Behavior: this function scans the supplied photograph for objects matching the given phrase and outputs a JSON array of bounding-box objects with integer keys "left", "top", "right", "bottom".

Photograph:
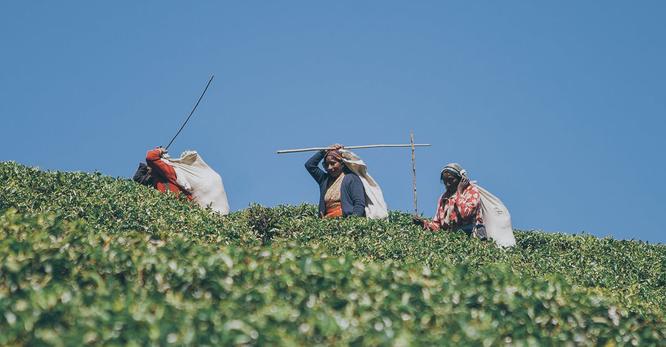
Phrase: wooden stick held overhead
[
  {"left": 165, "top": 74, "right": 215, "bottom": 151},
  {"left": 276, "top": 144, "right": 431, "bottom": 154}
]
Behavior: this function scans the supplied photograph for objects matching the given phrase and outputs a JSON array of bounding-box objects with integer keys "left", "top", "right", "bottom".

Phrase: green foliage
[
  {"left": 245, "top": 204, "right": 280, "bottom": 245},
  {"left": 268, "top": 210, "right": 666, "bottom": 316},
  {"left": 0, "top": 161, "right": 665, "bottom": 345},
  {"left": 0, "top": 162, "right": 255, "bottom": 245}
]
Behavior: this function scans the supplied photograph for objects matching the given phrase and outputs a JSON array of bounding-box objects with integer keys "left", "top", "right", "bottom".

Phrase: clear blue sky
[{"left": 1, "top": 2, "right": 664, "bottom": 243}]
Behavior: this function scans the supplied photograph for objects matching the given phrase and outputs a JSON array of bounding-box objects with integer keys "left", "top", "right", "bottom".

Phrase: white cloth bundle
[
  {"left": 476, "top": 185, "right": 516, "bottom": 247},
  {"left": 339, "top": 149, "right": 389, "bottom": 219},
  {"left": 164, "top": 151, "right": 230, "bottom": 215}
]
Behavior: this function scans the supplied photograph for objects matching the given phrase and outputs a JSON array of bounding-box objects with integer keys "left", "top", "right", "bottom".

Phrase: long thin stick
[
  {"left": 165, "top": 74, "right": 215, "bottom": 150},
  {"left": 410, "top": 131, "right": 418, "bottom": 216},
  {"left": 276, "top": 144, "right": 431, "bottom": 154}
]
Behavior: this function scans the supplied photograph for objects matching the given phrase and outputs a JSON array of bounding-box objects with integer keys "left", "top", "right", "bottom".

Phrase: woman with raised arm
[
  {"left": 305, "top": 144, "right": 366, "bottom": 218},
  {"left": 414, "top": 163, "right": 483, "bottom": 233}
]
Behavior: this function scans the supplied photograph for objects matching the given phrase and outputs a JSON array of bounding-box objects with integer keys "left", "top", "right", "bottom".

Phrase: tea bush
[
  {"left": 266, "top": 210, "right": 666, "bottom": 316},
  {"left": 0, "top": 162, "right": 256, "bottom": 245},
  {"left": 0, "top": 161, "right": 665, "bottom": 345}
]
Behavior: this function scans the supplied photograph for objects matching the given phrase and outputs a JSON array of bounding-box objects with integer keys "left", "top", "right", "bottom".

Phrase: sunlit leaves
[{"left": 0, "top": 161, "right": 665, "bottom": 345}]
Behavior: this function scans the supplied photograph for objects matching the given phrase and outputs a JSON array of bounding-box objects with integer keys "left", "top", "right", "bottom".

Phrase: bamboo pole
[
  {"left": 276, "top": 144, "right": 431, "bottom": 154},
  {"left": 410, "top": 131, "right": 418, "bottom": 216}
]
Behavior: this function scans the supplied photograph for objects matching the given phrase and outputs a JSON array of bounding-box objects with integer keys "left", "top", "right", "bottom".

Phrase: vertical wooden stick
[{"left": 410, "top": 130, "right": 418, "bottom": 215}]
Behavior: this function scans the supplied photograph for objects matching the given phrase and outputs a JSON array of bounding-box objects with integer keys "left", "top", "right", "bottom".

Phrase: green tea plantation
[{"left": 1, "top": 161, "right": 665, "bottom": 346}]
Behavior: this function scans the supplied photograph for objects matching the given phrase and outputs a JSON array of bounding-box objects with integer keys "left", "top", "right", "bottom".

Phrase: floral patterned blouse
[{"left": 424, "top": 183, "right": 483, "bottom": 231}]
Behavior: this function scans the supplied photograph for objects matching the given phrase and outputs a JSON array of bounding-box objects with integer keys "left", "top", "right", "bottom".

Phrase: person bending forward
[
  {"left": 145, "top": 147, "right": 192, "bottom": 200},
  {"left": 305, "top": 144, "right": 366, "bottom": 218}
]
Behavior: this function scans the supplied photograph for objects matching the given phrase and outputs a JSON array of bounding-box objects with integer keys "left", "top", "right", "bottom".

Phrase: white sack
[
  {"left": 164, "top": 151, "right": 230, "bottom": 215},
  {"left": 476, "top": 185, "right": 515, "bottom": 247},
  {"left": 340, "top": 149, "right": 389, "bottom": 219}
]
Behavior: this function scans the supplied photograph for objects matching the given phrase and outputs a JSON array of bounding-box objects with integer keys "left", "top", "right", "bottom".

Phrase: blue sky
[{"left": 1, "top": 2, "right": 664, "bottom": 243}]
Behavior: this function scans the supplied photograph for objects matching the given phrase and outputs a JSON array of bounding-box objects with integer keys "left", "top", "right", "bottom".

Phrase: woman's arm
[
  {"left": 146, "top": 148, "right": 177, "bottom": 182},
  {"left": 424, "top": 195, "right": 446, "bottom": 231},
  {"left": 304, "top": 150, "right": 327, "bottom": 183}
]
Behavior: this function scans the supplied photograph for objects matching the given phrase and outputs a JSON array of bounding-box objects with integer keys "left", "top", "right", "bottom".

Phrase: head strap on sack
[
  {"left": 325, "top": 150, "right": 344, "bottom": 163},
  {"left": 440, "top": 163, "right": 467, "bottom": 180},
  {"left": 338, "top": 149, "right": 367, "bottom": 174}
]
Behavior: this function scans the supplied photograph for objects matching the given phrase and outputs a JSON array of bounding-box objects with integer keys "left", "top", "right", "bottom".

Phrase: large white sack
[
  {"left": 164, "top": 151, "right": 230, "bottom": 215},
  {"left": 339, "top": 149, "right": 389, "bottom": 219},
  {"left": 476, "top": 185, "right": 515, "bottom": 247}
]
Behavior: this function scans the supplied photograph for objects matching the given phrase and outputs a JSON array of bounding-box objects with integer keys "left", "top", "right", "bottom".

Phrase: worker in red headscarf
[{"left": 143, "top": 147, "right": 192, "bottom": 200}]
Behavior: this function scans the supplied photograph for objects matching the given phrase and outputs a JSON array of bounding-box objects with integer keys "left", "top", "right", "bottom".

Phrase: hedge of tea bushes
[
  {"left": 1, "top": 210, "right": 664, "bottom": 346},
  {"left": 0, "top": 162, "right": 255, "bottom": 245},
  {"left": 252, "top": 206, "right": 666, "bottom": 316},
  {"left": 1, "top": 161, "right": 665, "bottom": 345}
]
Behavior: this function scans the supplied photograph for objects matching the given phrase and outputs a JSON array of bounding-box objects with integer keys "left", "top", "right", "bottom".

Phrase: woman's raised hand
[{"left": 457, "top": 176, "right": 470, "bottom": 194}]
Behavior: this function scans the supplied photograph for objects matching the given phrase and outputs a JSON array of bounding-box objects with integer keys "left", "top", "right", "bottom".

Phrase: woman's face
[
  {"left": 325, "top": 156, "right": 343, "bottom": 178},
  {"left": 442, "top": 171, "right": 460, "bottom": 190}
]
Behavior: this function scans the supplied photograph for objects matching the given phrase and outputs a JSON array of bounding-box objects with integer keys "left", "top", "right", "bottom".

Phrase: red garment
[
  {"left": 324, "top": 204, "right": 343, "bottom": 218},
  {"left": 424, "top": 183, "right": 482, "bottom": 231},
  {"left": 145, "top": 149, "right": 192, "bottom": 200}
]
